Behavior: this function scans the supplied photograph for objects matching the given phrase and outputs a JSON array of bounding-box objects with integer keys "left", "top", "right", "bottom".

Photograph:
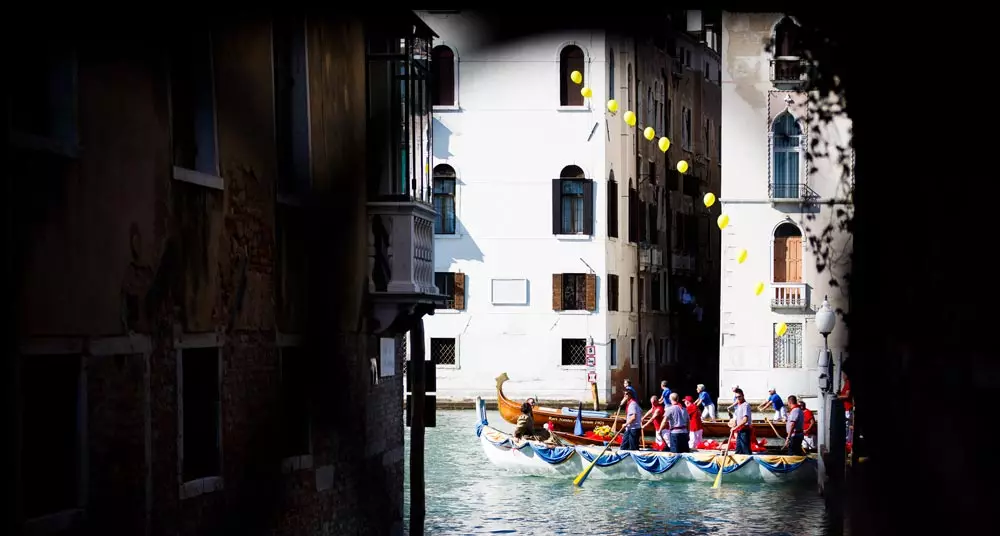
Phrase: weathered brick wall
[
  {"left": 87, "top": 353, "right": 147, "bottom": 535},
  {"left": 12, "top": 13, "right": 408, "bottom": 536}
]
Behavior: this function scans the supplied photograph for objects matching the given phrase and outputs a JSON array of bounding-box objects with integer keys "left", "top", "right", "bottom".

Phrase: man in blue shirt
[
  {"left": 695, "top": 383, "right": 716, "bottom": 421},
  {"left": 658, "top": 380, "right": 671, "bottom": 407},
  {"left": 783, "top": 395, "right": 805, "bottom": 455},
  {"left": 758, "top": 387, "right": 787, "bottom": 421},
  {"left": 619, "top": 378, "right": 640, "bottom": 407}
]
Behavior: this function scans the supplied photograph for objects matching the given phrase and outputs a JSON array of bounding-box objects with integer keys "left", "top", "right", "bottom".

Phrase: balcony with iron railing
[
  {"left": 365, "top": 14, "right": 448, "bottom": 334},
  {"left": 771, "top": 282, "right": 808, "bottom": 309},
  {"left": 768, "top": 182, "right": 820, "bottom": 203},
  {"left": 769, "top": 57, "right": 809, "bottom": 87}
]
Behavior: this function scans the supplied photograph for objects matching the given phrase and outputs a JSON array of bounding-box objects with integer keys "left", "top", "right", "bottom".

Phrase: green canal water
[{"left": 405, "top": 410, "right": 840, "bottom": 535}]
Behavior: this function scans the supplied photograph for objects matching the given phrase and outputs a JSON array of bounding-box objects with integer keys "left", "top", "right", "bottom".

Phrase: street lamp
[{"left": 815, "top": 296, "right": 836, "bottom": 393}]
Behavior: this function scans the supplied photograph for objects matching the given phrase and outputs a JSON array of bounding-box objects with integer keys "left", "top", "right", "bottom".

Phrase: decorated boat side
[
  {"left": 495, "top": 372, "right": 783, "bottom": 439},
  {"left": 477, "top": 397, "right": 816, "bottom": 484}
]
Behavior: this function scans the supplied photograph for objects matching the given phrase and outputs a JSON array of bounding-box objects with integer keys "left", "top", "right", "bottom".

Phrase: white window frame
[
  {"left": 429, "top": 335, "right": 461, "bottom": 369},
  {"left": 555, "top": 41, "right": 592, "bottom": 112},
  {"left": 772, "top": 322, "right": 804, "bottom": 368},
  {"left": 609, "top": 338, "right": 618, "bottom": 369},
  {"left": 176, "top": 332, "right": 225, "bottom": 500},
  {"left": 431, "top": 43, "right": 461, "bottom": 112},
  {"left": 769, "top": 111, "right": 806, "bottom": 196},
  {"left": 169, "top": 32, "right": 224, "bottom": 191}
]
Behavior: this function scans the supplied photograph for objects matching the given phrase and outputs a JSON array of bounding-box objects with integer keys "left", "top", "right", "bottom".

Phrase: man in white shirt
[
  {"left": 619, "top": 389, "right": 643, "bottom": 450},
  {"left": 729, "top": 388, "right": 752, "bottom": 455}
]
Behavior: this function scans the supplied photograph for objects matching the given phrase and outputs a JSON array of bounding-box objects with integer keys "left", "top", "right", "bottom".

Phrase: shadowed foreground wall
[{"left": 9, "top": 15, "right": 405, "bottom": 536}]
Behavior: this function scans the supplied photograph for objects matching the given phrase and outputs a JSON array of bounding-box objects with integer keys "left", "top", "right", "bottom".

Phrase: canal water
[{"left": 404, "top": 410, "right": 840, "bottom": 535}]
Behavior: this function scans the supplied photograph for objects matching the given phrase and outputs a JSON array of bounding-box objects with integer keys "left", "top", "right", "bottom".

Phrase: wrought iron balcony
[
  {"left": 769, "top": 57, "right": 808, "bottom": 86},
  {"left": 771, "top": 282, "right": 807, "bottom": 309},
  {"left": 768, "top": 182, "right": 820, "bottom": 203}
]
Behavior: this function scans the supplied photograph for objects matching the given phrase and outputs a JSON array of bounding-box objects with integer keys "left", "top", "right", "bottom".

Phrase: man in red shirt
[
  {"left": 642, "top": 396, "right": 666, "bottom": 450},
  {"left": 684, "top": 396, "right": 703, "bottom": 450},
  {"left": 800, "top": 399, "right": 817, "bottom": 452}
]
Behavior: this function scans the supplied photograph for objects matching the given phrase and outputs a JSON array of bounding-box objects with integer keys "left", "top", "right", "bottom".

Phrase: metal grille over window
[
  {"left": 561, "top": 338, "right": 587, "bottom": 366},
  {"left": 399, "top": 336, "right": 408, "bottom": 376},
  {"left": 431, "top": 338, "right": 456, "bottom": 365},
  {"left": 773, "top": 322, "right": 803, "bottom": 368}
]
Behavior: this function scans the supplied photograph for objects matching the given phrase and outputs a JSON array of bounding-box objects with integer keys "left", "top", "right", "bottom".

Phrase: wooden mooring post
[{"left": 409, "top": 318, "right": 426, "bottom": 536}]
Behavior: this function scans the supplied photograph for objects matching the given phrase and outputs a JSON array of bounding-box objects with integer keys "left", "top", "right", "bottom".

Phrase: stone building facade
[{"left": 8, "top": 11, "right": 438, "bottom": 536}]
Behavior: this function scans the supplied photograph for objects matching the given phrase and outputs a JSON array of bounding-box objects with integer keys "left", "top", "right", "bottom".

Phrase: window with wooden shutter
[
  {"left": 552, "top": 273, "right": 563, "bottom": 310},
  {"left": 435, "top": 271, "right": 465, "bottom": 309},
  {"left": 585, "top": 274, "right": 597, "bottom": 311},
  {"left": 453, "top": 272, "right": 466, "bottom": 309}
]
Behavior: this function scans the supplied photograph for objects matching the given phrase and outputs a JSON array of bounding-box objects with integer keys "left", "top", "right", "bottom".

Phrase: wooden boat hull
[
  {"left": 494, "top": 372, "right": 784, "bottom": 439},
  {"left": 476, "top": 398, "right": 816, "bottom": 484}
]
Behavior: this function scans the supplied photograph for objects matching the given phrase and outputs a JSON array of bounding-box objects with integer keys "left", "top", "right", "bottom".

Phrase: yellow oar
[
  {"left": 712, "top": 427, "right": 738, "bottom": 489},
  {"left": 573, "top": 427, "right": 624, "bottom": 487}
]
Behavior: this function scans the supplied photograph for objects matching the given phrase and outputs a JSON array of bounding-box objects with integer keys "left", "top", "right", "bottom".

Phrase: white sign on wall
[
  {"left": 380, "top": 338, "right": 396, "bottom": 377},
  {"left": 490, "top": 278, "right": 529, "bottom": 305}
]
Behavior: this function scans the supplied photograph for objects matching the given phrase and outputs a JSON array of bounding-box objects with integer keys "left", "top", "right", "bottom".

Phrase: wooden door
[
  {"left": 786, "top": 237, "right": 802, "bottom": 282},
  {"left": 773, "top": 238, "right": 788, "bottom": 282}
]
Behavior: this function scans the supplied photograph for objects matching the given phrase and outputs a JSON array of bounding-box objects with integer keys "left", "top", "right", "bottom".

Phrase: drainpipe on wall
[{"left": 634, "top": 37, "right": 644, "bottom": 399}]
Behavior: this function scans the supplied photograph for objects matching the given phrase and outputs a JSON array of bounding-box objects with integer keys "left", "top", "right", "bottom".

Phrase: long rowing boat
[
  {"left": 476, "top": 397, "right": 816, "bottom": 484},
  {"left": 495, "top": 372, "right": 784, "bottom": 439}
]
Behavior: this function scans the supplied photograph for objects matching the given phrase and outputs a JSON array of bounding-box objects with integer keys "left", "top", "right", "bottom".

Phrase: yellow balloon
[
  {"left": 754, "top": 281, "right": 765, "bottom": 296},
  {"left": 776, "top": 322, "right": 788, "bottom": 337},
  {"left": 570, "top": 70, "right": 583, "bottom": 84},
  {"left": 677, "top": 160, "right": 689, "bottom": 174},
  {"left": 643, "top": 127, "right": 655, "bottom": 141},
  {"left": 703, "top": 192, "right": 716, "bottom": 208},
  {"left": 657, "top": 137, "right": 670, "bottom": 152},
  {"left": 607, "top": 99, "right": 619, "bottom": 113},
  {"left": 717, "top": 214, "right": 730, "bottom": 230},
  {"left": 623, "top": 111, "right": 637, "bottom": 127},
  {"left": 737, "top": 248, "right": 747, "bottom": 264},
  {"left": 581, "top": 86, "right": 593, "bottom": 98}
]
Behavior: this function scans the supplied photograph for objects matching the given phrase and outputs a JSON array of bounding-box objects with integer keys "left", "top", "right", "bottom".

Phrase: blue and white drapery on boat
[{"left": 473, "top": 398, "right": 816, "bottom": 485}]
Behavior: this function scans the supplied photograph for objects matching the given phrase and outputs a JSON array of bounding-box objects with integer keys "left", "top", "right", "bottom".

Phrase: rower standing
[
  {"left": 660, "top": 393, "right": 691, "bottom": 453},
  {"left": 621, "top": 378, "right": 640, "bottom": 406},
  {"left": 783, "top": 395, "right": 805, "bottom": 455},
  {"left": 800, "top": 399, "right": 817, "bottom": 452},
  {"left": 695, "top": 384, "right": 716, "bottom": 421},
  {"left": 729, "top": 388, "right": 752, "bottom": 455},
  {"left": 759, "top": 387, "right": 787, "bottom": 421},
  {"left": 684, "top": 395, "right": 704, "bottom": 450},
  {"left": 619, "top": 389, "right": 643, "bottom": 450},
  {"left": 658, "top": 380, "right": 671, "bottom": 406}
]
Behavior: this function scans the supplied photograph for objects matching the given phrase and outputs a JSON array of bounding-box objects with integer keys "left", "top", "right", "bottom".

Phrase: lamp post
[
  {"left": 814, "top": 295, "right": 837, "bottom": 492},
  {"left": 815, "top": 296, "right": 836, "bottom": 393}
]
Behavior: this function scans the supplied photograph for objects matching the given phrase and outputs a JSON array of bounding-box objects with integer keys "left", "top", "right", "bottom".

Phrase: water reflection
[{"left": 405, "top": 410, "right": 836, "bottom": 535}]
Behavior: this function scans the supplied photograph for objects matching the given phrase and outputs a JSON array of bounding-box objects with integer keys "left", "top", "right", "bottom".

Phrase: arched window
[
  {"left": 432, "top": 164, "right": 457, "bottom": 234},
  {"left": 774, "top": 17, "right": 800, "bottom": 58},
  {"left": 552, "top": 165, "right": 593, "bottom": 235},
  {"left": 771, "top": 112, "right": 802, "bottom": 198},
  {"left": 431, "top": 46, "right": 456, "bottom": 106},
  {"left": 608, "top": 48, "right": 615, "bottom": 101},
  {"left": 607, "top": 170, "right": 618, "bottom": 238},
  {"left": 559, "top": 45, "right": 585, "bottom": 106},
  {"left": 772, "top": 17, "right": 803, "bottom": 85}
]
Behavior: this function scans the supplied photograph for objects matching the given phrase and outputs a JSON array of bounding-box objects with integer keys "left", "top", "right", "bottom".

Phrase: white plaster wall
[
  {"left": 720, "top": 12, "right": 851, "bottom": 415},
  {"left": 418, "top": 12, "right": 612, "bottom": 402}
]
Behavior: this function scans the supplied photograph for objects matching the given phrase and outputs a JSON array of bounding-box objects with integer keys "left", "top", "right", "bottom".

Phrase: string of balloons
[{"left": 569, "top": 69, "right": 788, "bottom": 339}]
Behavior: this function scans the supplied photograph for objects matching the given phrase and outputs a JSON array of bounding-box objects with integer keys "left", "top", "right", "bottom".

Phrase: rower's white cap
[{"left": 768, "top": 387, "right": 776, "bottom": 392}]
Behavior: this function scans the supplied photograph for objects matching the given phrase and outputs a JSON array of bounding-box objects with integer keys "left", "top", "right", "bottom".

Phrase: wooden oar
[
  {"left": 712, "top": 427, "right": 738, "bottom": 489},
  {"left": 573, "top": 426, "right": 624, "bottom": 487},
  {"left": 764, "top": 417, "right": 784, "bottom": 440},
  {"left": 609, "top": 405, "right": 623, "bottom": 434}
]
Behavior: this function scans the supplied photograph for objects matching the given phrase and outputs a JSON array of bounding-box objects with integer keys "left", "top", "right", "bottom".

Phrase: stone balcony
[
  {"left": 771, "top": 282, "right": 808, "bottom": 309},
  {"left": 367, "top": 199, "right": 448, "bottom": 335}
]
